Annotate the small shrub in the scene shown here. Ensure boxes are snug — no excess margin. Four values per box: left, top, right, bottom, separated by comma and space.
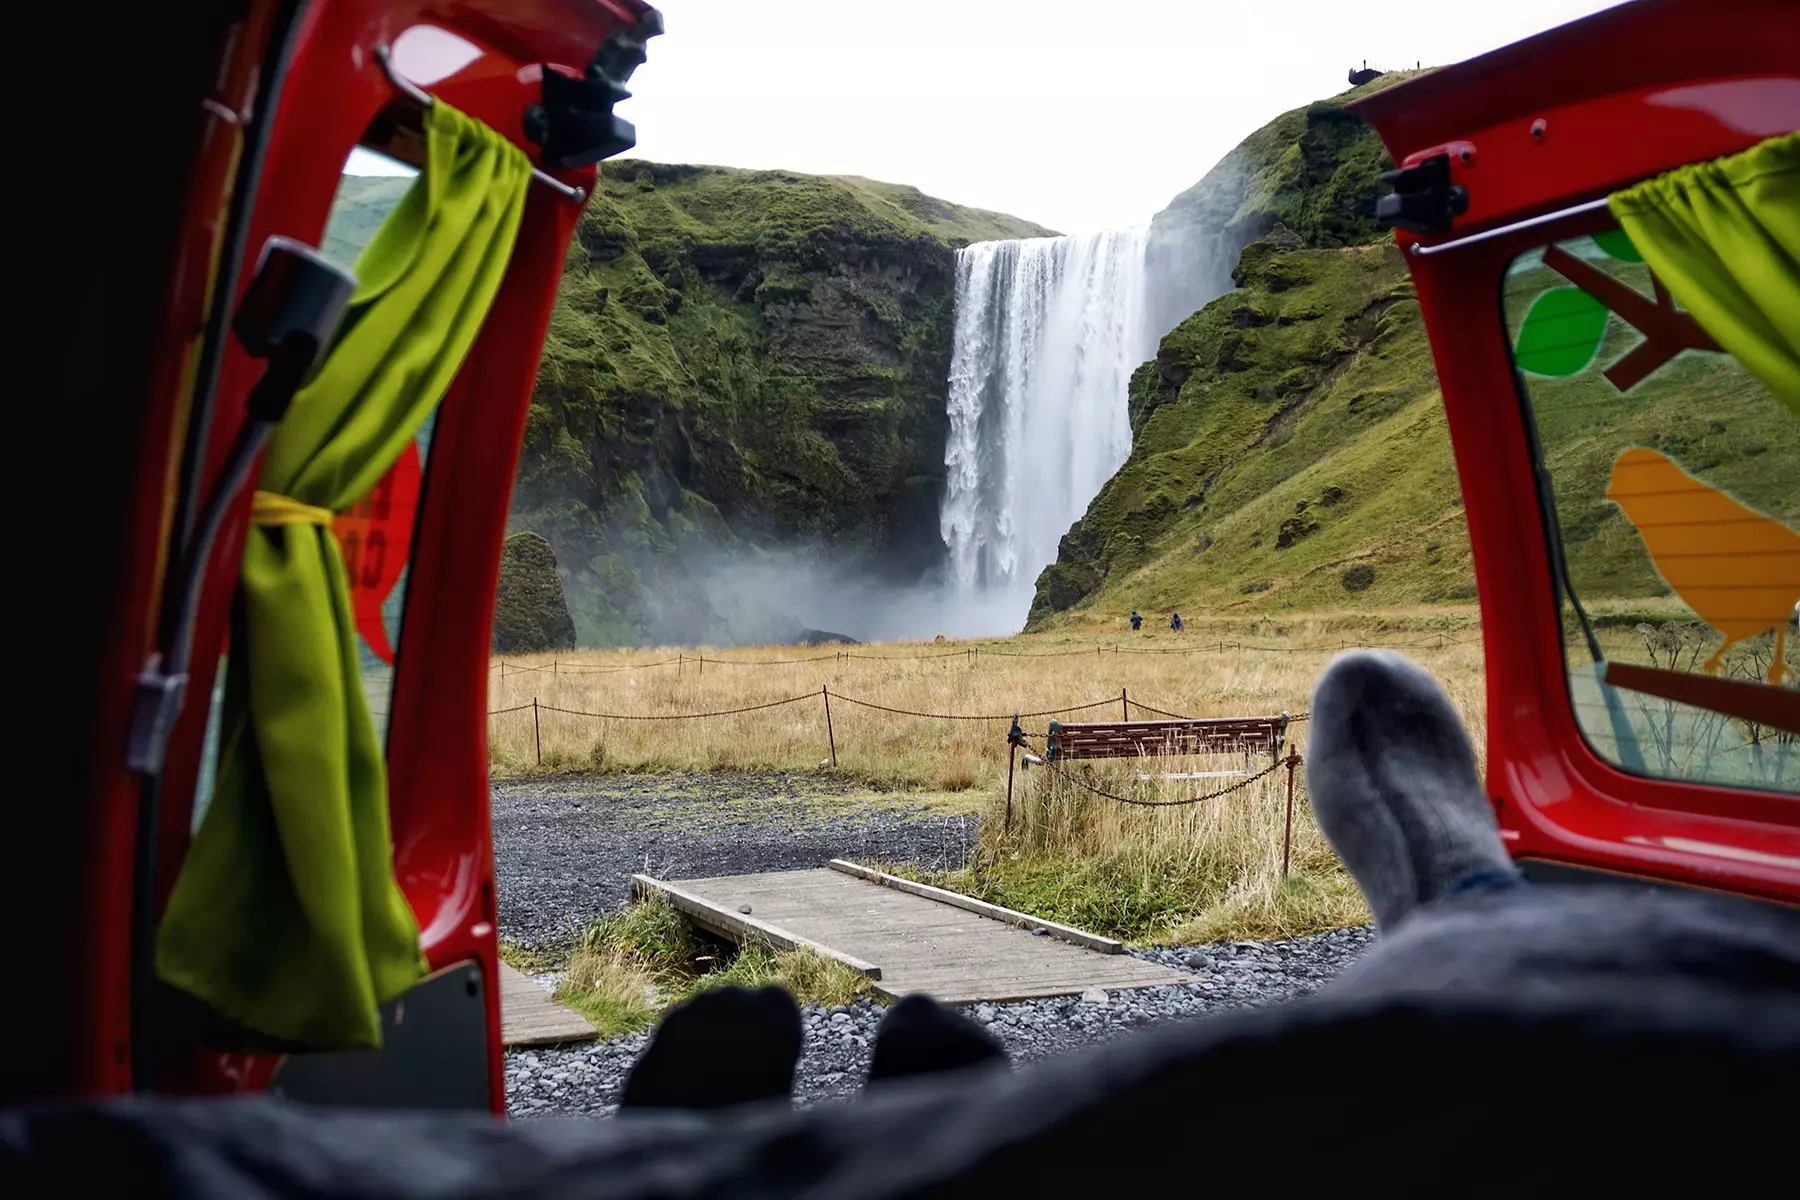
1342, 564, 1376, 592
938, 757, 979, 792
1276, 513, 1319, 548
556, 945, 660, 1038
583, 896, 706, 976
681, 945, 871, 1009
1240, 581, 1273, 594
498, 940, 557, 973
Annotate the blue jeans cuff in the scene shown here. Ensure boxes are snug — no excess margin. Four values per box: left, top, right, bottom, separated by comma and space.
1447, 866, 1525, 898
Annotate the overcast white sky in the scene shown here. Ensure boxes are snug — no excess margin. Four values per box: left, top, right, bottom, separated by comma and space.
353, 0, 1636, 233
604, 0, 1634, 233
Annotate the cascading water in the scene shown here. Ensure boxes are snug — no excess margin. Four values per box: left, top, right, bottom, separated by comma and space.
940, 229, 1152, 628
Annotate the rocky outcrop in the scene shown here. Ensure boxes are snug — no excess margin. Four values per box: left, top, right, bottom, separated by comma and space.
509, 162, 1054, 646
1142, 71, 1421, 345
492, 533, 578, 654
1028, 234, 1466, 624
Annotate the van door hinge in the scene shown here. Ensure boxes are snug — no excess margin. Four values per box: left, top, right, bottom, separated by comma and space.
1376, 154, 1468, 235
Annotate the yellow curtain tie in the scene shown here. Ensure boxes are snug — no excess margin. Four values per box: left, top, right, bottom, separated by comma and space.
251, 490, 336, 527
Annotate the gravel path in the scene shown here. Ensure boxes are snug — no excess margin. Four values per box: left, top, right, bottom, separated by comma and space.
493, 771, 978, 949
492, 769, 1374, 1118
506, 927, 1376, 1117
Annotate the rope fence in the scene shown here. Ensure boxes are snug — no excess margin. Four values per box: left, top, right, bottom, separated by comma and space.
1032, 755, 1285, 808
490, 678, 1317, 793
489, 630, 1483, 678
497, 678, 1326, 877
1011, 741, 1313, 879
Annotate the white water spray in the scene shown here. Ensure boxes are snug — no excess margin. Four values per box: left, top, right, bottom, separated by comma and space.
940, 230, 1152, 630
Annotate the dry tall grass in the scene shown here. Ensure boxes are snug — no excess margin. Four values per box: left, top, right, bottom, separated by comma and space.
487, 611, 1489, 791
492, 611, 1490, 945
931, 745, 1372, 944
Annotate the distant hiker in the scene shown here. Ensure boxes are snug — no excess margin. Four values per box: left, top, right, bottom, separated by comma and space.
935, 633, 946, 643
1130, 611, 1143, 631
1170, 613, 1185, 632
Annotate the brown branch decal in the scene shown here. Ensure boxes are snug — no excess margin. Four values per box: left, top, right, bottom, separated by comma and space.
1540, 245, 1720, 391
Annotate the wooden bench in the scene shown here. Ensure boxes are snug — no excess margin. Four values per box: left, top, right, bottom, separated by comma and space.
1044, 714, 1291, 767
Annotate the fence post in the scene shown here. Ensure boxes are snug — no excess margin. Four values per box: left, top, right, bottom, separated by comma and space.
1004, 741, 1018, 833
1281, 745, 1301, 879
822, 686, 837, 768
677, 653, 683, 679
533, 697, 542, 766
500, 661, 507, 680
552, 657, 559, 679
698, 652, 703, 677
1121, 687, 1129, 720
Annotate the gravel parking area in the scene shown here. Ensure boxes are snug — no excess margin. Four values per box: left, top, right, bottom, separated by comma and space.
492, 771, 978, 950
492, 770, 1373, 1117
504, 927, 1375, 1116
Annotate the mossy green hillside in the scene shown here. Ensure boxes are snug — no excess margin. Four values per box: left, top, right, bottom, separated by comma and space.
1143, 70, 1423, 339
1032, 233, 1798, 625
514, 161, 1054, 646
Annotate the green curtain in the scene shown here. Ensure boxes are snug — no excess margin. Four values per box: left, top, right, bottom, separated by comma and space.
1610, 129, 1800, 415
157, 102, 531, 1051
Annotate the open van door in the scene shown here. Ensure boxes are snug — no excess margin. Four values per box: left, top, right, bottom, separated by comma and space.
47, 0, 658, 1112
1350, 0, 1798, 903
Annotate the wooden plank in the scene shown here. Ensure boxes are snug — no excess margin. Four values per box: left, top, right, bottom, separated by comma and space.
1051, 715, 1286, 763
655, 867, 1188, 1006
632, 874, 882, 979
828, 859, 1123, 954
498, 962, 597, 1048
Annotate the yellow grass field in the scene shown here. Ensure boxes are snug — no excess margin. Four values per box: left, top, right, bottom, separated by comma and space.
486, 609, 1489, 790
487, 609, 1490, 945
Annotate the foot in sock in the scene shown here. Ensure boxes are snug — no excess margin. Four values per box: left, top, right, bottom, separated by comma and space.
618, 985, 802, 1111
865, 994, 1007, 1090
1305, 649, 1514, 932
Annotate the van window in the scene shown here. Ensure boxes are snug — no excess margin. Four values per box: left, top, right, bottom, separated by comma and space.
1503, 230, 1798, 795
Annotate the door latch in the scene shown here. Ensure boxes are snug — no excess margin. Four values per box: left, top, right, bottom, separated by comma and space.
1376, 154, 1468, 235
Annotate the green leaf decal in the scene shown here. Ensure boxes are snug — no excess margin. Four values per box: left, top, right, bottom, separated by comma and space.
1514, 286, 1610, 377
1592, 229, 1645, 263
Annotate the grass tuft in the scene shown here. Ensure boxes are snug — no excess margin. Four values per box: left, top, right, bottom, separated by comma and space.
552, 897, 876, 1033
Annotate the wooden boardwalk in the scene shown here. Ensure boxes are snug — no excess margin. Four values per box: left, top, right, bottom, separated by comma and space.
636, 862, 1186, 1005
498, 961, 598, 1047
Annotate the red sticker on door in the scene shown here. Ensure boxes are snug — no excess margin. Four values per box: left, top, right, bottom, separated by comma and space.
333, 441, 422, 665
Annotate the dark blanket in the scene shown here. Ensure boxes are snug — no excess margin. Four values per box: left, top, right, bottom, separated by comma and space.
7, 885, 1798, 1198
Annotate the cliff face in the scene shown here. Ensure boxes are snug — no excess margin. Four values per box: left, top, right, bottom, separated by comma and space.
1030, 71, 1795, 629
511, 162, 1053, 645
1030, 235, 1468, 624
1030, 73, 1456, 625
1142, 71, 1422, 345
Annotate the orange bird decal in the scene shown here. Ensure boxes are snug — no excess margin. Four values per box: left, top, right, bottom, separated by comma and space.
1604, 447, 1799, 685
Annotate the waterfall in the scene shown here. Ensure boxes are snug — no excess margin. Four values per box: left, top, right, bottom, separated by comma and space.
940, 229, 1152, 627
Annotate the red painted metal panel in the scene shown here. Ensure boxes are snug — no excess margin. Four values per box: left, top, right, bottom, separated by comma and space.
1351, 0, 1800, 902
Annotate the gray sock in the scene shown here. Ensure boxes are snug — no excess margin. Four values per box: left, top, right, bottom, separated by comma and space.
1306, 649, 1513, 932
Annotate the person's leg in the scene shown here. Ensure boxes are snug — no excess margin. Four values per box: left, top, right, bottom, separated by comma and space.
618, 985, 803, 1112
865, 995, 1007, 1091
1301, 647, 1800, 1002
1303, 649, 1517, 932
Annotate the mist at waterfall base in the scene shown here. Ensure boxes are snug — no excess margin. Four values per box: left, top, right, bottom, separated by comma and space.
939, 229, 1157, 634
556, 215, 1241, 649
577, 542, 1036, 648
